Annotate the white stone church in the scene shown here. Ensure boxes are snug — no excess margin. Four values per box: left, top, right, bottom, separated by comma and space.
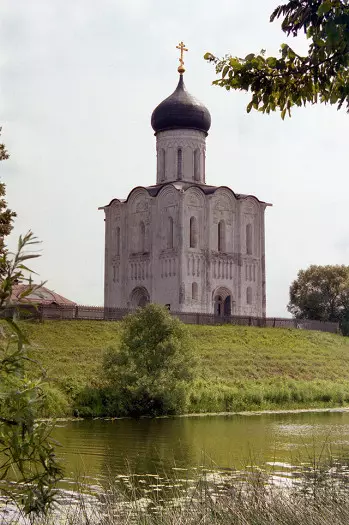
100, 47, 270, 317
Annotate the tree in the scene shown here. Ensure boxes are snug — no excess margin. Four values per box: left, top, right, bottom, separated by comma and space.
0, 232, 63, 516
103, 304, 196, 416
205, 0, 349, 118
288, 265, 349, 332
0, 128, 16, 254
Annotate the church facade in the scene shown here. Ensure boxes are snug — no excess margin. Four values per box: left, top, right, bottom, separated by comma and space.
101, 48, 270, 317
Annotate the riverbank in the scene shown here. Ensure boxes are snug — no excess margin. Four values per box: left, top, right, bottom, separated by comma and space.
18, 320, 349, 417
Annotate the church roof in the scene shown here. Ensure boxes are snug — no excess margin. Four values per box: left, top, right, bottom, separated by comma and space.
11, 285, 76, 306
101, 182, 272, 208
151, 75, 211, 135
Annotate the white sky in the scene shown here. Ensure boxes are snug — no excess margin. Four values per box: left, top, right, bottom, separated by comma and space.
1, 0, 347, 316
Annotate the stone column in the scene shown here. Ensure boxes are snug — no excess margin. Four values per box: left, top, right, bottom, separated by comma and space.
261, 206, 267, 317
103, 209, 109, 308
206, 196, 212, 313
178, 191, 185, 311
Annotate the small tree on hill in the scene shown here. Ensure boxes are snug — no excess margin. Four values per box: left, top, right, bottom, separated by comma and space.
103, 304, 196, 416
288, 264, 349, 333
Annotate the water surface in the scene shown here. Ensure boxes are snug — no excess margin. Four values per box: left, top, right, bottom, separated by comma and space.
52, 410, 349, 485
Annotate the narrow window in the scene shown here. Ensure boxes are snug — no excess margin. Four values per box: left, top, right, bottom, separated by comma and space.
140, 221, 145, 252
116, 226, 120, 256
177, 148, 183, 179
215, 295, 223, 316
246, 286, 252, 305
159, 149, 166, 181
194, 149, 200, 181
192, 282, 198, 301
168, 217, 174, 249
246, 223, 252, 255
218, 220, 226, 252
190, 216, 198, 248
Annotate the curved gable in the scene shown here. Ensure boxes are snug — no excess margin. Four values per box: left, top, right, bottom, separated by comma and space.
156, 184, 179, 208
183, 185, 206, 207
126, 187, 151, 213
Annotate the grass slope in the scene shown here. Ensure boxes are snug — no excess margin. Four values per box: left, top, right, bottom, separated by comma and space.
19, 320, 349, 416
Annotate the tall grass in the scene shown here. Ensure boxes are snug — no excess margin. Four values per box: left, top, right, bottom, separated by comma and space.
4, 456, 349, 525
188, 378, 349, 413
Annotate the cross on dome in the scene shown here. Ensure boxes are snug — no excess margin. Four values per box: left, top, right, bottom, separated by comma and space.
176, 41, 188, 73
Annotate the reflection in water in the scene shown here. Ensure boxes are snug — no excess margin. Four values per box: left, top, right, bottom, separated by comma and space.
52, 411, 349, 486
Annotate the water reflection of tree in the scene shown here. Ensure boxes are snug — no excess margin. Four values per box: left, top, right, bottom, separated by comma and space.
99, 418, 195, 482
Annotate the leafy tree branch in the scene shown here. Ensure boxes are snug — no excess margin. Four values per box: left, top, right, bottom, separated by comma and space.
0, 232, 63, 517
205, 0, 349, 117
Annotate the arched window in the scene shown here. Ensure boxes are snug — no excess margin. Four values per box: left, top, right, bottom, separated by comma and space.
246, 223, 252, 255
116, 226, 120, 256
218, 220, 226, 252
168, 216, 174, 249
159, 149, 166, 181
194, 149, 200, 181
246, 286, 252, 305
140, 221, 145, 252
177, 148, 183, 179
192, 282, 198, 301
190, 216, 198, 248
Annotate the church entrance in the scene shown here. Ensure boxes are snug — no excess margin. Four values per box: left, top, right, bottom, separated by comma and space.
213, 287, 232, 317
130, 287, 150, 308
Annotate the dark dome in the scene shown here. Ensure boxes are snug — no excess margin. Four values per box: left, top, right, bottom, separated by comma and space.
151, 75, 211, 134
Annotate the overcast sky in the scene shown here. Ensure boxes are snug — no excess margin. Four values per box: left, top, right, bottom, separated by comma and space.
1, 0, 347, 316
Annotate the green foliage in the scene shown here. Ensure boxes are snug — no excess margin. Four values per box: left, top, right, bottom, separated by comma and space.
14, 320, 349, 416
205, 0, 349, 117
40, 383, 70, 418
288, 265, 349, 333
189, 378, 349, 413
0, 128, 16, 257
103, 304, 196, 416
0, 232, 63, 516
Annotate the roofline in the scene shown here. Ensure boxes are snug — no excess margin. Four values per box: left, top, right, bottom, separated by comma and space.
153, 127, 209, 137
99, 182, 272, 208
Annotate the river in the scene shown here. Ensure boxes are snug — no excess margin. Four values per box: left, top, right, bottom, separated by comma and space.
52, 409, 349, 490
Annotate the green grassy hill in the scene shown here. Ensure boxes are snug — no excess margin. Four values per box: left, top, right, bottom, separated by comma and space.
19, 320, 349, 416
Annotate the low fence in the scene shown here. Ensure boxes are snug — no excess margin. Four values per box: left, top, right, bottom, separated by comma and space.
0, 304, 340, 334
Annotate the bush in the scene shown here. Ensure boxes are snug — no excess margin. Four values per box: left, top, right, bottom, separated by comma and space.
39, 384, 70, 417
102, 304, 196, 417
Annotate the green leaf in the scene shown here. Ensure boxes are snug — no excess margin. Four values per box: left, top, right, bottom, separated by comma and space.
317, 2, 332, 16
222, 65, 230, 78
204, 52, 215, 61
267, 57, 277, 67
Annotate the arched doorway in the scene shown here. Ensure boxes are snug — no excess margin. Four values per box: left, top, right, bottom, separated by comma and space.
213, 287, 233, 317
130, 286, 150, 308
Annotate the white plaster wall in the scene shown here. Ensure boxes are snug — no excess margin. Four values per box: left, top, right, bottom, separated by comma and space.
156, 129, 207, 184
151, 186, 181, 310
103, 186, 267, 317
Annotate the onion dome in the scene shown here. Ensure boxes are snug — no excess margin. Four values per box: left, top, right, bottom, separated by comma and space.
151, 75, 211, 135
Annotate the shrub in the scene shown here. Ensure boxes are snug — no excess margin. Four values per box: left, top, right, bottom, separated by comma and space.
39, 384, 70, 417
102, 304, 196, 417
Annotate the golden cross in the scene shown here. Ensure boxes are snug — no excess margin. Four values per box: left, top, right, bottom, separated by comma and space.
176, 41, 188, 73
